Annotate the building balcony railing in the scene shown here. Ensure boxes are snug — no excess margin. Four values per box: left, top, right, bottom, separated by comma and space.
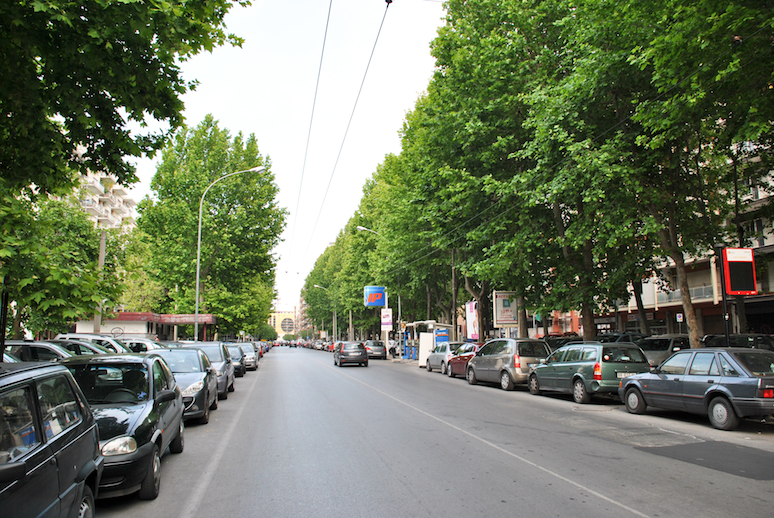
655, 285, 715, 305
80, 197, 105, 217
83, 176, 105, 195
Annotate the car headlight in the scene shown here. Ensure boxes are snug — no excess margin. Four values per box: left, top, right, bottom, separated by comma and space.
101, 436, 137, 456
182, 380, 204, 396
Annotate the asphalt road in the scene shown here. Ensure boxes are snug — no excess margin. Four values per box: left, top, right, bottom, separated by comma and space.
97, 346, 774, 518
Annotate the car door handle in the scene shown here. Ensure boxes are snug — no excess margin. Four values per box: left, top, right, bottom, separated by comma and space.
707, 380, 714, 384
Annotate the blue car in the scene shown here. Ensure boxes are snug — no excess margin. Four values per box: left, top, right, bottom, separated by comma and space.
619, 348, 774, 430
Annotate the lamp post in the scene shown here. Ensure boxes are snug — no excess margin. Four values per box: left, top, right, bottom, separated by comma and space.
313, 284, 337, 341
194, 166, 266, 341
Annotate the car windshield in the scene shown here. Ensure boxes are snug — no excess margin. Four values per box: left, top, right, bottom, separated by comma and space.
69, 364, 150, 403
640, 339, 671, 351
155, 350, 202, 373
227, 347, 243, 359
602, 346, 647, 363
193, 345, 224, 362
731, 351, 774, 376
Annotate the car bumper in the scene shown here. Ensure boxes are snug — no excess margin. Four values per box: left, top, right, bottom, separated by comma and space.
339, 355, 368, 364
182, 392, 208, 420
97, 441, 155, 499
731, 397, 774, 418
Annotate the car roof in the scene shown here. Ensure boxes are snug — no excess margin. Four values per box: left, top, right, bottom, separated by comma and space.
0, 361, 70, 382
59, 353, 154, 366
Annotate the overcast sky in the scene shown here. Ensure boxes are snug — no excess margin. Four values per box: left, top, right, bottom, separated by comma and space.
128, 0, 446, 312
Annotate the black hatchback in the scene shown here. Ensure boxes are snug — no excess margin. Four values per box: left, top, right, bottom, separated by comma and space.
334, 342, 369, 367
0, 361, 103, 517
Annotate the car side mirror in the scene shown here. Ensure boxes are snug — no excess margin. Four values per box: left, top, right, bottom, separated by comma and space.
155, 389, 176, 405
540, 358, 547, 365
649, 366, 659, 373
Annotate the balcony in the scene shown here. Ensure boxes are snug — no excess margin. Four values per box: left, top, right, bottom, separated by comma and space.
83, 176, 105, 195
81, 197, 105, 217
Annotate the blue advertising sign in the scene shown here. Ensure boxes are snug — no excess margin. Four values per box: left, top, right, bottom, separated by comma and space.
364, 286, 386, 307
434, 328, 449, 343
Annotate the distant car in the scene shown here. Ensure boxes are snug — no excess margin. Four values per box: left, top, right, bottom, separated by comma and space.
638, 334, 690, 366
54, 333, 131, 354
154, 348, 218, 424
702, 334, 774, 351
225, 345, 246, 377
6, 341, 75, 362
182, 342, 235, 400
447, 342, 482, 378
236, 343, 258, 371
528, 342, 650, 403
333, 342, 368, 367
0, 361, 103, 517
426, 341, 466, 375
620, 348, 774, 430
594, 332, 648, 344
364, 340, 387, 360
49, 339, 113, 356
467, 338, 552, 390
63, 353, 184, 500
124, 337, 168, 353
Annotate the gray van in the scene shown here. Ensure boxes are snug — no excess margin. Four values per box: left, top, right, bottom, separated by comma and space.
466, 338, 551, 390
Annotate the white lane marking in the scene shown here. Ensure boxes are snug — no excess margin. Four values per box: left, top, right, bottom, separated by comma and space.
336, 362, 651, 518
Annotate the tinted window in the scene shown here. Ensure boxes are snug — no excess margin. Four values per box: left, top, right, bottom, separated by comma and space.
343, 343, 363, 351
602, 346, 647, 363
0, 386, 39, 463
640, 339, 671, 351
478, 343, 496, 356
756, 336, 774, 351
719, 355, 740, 377
153, 361, 171, 393
660, 352, 691, 374
491, 341, 509, 355
37, 374, 81, 438
563, 347, 582, 362
518, 342, 549, 357
546, 349, 566, 363
689, 352, 718, 376
731, 351, 774, 376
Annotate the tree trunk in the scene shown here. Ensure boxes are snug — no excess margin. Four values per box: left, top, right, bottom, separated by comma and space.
518, 294, 528, 338
674, 255, 702, 348
632, 280, 651, 335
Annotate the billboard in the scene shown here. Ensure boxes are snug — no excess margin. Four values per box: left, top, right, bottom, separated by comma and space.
493, 291, 518, 327
381, 308, 393, 331
364, 286, 386, 307
466, 301, 479, 340
723, 248, 757, 296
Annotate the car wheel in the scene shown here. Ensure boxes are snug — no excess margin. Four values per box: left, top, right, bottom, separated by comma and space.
170, 421, 184, 453
138, 444, 161, 500
219, 388, 228, 400
77, 485, 95, 518
426, 359, 433, 372
528, 373, 540, 395
708, 396, 739, 430
199, 399, 210, 424
440, 362, 447, 375
228, 379, 235, 392
364, 361, 368, 367
625, 387, 646, 414
572, 379, 590, 404
500, 371, 515, 391
466, 367, 477, 385
447, 364, 455, 378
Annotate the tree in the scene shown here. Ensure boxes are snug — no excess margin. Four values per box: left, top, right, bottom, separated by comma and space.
1, 0, 250, 195
138, 115, 286, 337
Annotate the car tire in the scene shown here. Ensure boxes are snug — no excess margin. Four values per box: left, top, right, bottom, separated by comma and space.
466, 367, 477, 385
219, 389, 228, 400
528, 373, 540, 395
500, 371, 515, 391
170, 421, 184, 453
78, 485, 95, 518
573, 379, 590, 404
708, 396, 739, 430
138, 444, 161, 500
228, 379, 235, 392
426, 360, 433, 372
440, 362, 447, 375
447, 364, 455, 378
624, 387, 646, 414
199, 400, 210, 424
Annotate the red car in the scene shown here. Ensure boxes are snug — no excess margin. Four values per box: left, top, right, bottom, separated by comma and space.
447, 342, 483, 378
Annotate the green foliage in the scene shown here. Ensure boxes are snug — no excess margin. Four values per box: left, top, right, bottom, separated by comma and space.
0, 0, 249, 194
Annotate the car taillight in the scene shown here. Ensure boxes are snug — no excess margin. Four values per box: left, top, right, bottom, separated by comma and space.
593, 362, 602, 380
513, 354, 521, 369
759, 386, 774, 398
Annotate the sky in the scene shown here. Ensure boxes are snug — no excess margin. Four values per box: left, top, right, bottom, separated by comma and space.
127, 0, 447, 312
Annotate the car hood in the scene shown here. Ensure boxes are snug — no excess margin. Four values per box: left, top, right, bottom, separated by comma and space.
92, 403, 149, 442
173, 372, 206, 391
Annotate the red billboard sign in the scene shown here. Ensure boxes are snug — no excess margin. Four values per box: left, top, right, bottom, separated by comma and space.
723, 248, 757, 296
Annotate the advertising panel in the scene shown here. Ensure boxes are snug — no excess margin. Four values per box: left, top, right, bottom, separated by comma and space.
435, 328, 449, 343
723, 248, 758, 296
466, 301, 479, 340
493, 291, 518, 327
364, 286, 386, 307
381, 308, 393, 331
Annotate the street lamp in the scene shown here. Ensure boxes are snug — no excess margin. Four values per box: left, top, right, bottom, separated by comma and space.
313, 284, 337, 341
194, 166, 266, 341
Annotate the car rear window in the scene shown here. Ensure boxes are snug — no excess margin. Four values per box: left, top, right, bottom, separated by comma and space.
602, 346, 647, 363
518, 342, 548, 357
731, 351, 774, 376
640, 339, 671, 351
343, 343, 363, 351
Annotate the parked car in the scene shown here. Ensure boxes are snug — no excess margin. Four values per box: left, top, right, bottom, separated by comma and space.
528, 342, 650, 403
702, 333, 774, 351
63, 353, 184, 500
620, 348, 774, 430
153, 348, 218, 424
364, 340, 387, 360
182, 342, 235, 400
225, 345, 246, 377
236, 343, 258, 371
124, 337, 167, 353
49, 338, 113, 356
6, 341, 75, 362
54, 333, 131, 354
0, 361, 103, 517
638, 334, 690, 366
447, 342, 482, 378
333, 342, 368, 367
467, 338, 552, 390
594, 332, 648, 344
426, 341, 466, 375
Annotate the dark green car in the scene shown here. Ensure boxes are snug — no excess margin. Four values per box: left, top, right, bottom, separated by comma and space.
528, 341, 650, 403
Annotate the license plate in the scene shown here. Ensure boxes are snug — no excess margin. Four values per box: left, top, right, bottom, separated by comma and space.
617, 372, 634, 378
